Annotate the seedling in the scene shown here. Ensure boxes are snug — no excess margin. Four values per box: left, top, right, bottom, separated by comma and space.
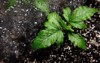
23, 0, 31, 6
6, 0, 16, 9
34, 0, 50, 15
32, 6, 98, 50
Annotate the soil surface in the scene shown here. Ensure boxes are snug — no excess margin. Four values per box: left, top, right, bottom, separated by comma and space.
0, 0, 100, 63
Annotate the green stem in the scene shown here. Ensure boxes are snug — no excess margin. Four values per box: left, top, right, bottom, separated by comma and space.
59, 19, 74, 32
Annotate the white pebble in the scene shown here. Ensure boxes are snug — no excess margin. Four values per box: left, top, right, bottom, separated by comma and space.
26, 9, 29, 12
25, 13, 27, 16
96, 34, 100, 38
21, 9, 25, 12
0, 27, 3, 29
14, 10, 18, 13
1, 20, 3, 22
3, 28, 7, 30
34, 22, 38, 25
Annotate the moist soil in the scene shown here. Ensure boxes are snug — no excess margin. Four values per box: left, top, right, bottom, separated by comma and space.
0, 0, 100, 63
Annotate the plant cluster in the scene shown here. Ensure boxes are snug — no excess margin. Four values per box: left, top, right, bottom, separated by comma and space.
32, 6, 98, 50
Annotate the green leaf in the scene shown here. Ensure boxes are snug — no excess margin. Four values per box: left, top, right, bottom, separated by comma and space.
34, 0, 50, 15
68, 33, 86, 49
32, 29, 64, 50
45, 12, 62, 29
56, 30, 64, 45
23, 0, 31, 5
63, 7, 71, 22
70, 21, 87, 29
65, 25, 74, 31
71, 6, 98, 22
7, 0, 16, 9
45, 12, 74, 31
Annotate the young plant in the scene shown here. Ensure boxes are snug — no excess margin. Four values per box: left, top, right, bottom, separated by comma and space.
34, 0, 50, 15
32, 6, 98, 50
6, 0, 16, 9
23, 0, 31, 6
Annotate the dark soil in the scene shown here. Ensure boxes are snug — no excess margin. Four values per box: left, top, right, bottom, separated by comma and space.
0, 0, 100, 63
